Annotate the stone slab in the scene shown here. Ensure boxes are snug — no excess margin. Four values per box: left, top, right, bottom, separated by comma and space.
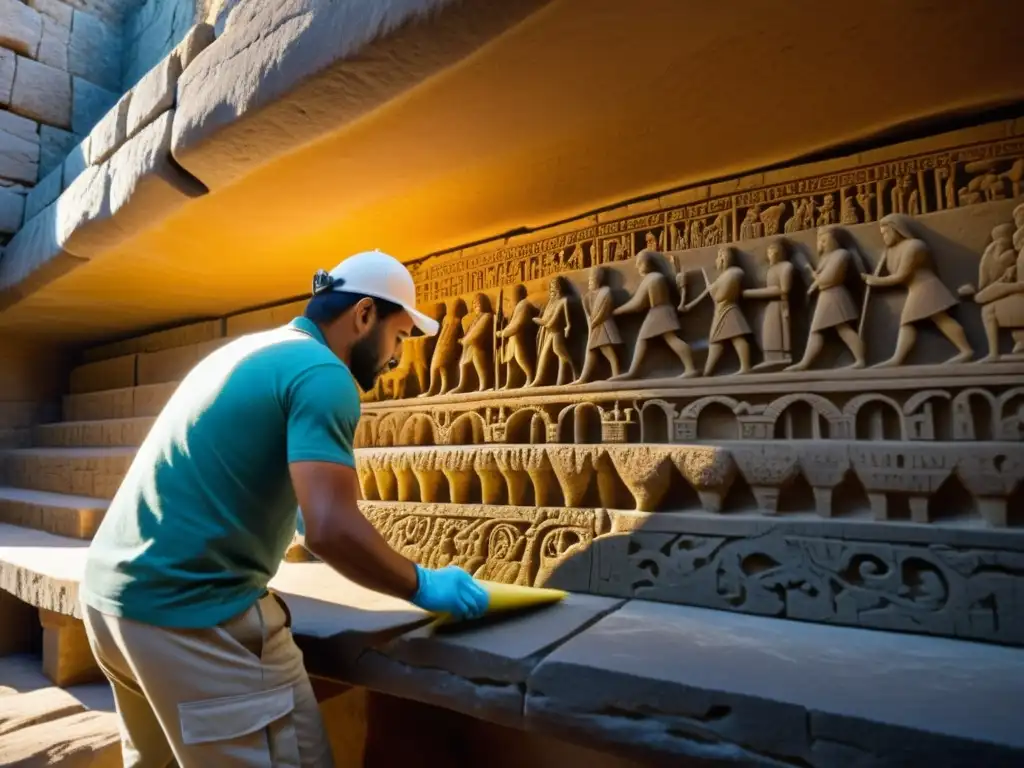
88, 89, 131, 164
0, 709, 120, 766
28, 0, 74, 29
24, 164, 61, 221
0, 185, 23, 233
0, 47, 13, 106
0, 653, 114, 713
37, 13, 71, 71
0, 0, 43, 57
175, 23, 215, 72
61, 109, 207, 260
0, 523, 87, 617
69, 354, 136, 394
225, 299, 307, 337
39, 123, 79, 178
347, 594, 623, 729
82, 318, 223, 362
62, 135, 88, 187
62, 382, 177, 421
126, 52, 181, 140
71, 75, 118, 135
0, 486, 108, 538
136, 343, 201, 385
171, 0, 549, 189
0, 446, 135, 497
68, 8, 121, 92
0, 685, 86, 735
0, 108, 40, 184
34, 416, 155, 448
0, 203, 86, 310
526, 601, 1024, 766
10, 55, 72, 128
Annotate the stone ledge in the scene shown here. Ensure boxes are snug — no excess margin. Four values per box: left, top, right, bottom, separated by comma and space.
524, 601, 1024, 767
171, 0, 551, 189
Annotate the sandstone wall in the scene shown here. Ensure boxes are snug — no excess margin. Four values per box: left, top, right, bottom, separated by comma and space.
0, 0, 199, 247
0, 334, 66, 447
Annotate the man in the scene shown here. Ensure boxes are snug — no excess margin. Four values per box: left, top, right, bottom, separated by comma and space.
80, 251, 489, 767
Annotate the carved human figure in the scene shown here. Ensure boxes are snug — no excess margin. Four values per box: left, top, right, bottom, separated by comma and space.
786, 226, 866, 371
740, 205, 763, 240
683, 246, 753, 375
420, 300, 464, 397
816, 195, 836, 226
530, 277, 576, 387
743, 240, 795, 370
611, 250, 698, 379
959, 208, 1024, 361
451, 293, 494, 393
575, 266, 623, 383
863, 213, 973, 367
760, 203, 786, 236
496, 285, 536, 389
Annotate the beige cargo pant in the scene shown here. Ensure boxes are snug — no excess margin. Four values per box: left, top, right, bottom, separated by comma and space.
82, 592, 334, 767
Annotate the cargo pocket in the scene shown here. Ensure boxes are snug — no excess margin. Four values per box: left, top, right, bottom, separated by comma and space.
178, 684, 301, 767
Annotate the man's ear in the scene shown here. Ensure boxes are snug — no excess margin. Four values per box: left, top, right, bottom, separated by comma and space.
353, 297, 376, 334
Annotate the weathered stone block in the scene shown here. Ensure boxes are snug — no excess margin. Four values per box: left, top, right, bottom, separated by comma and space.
226, 299, 306, 336
136, 344, 200, 385
62, 109, 206, 259
69, 355, 136, 394
71, 75, 117, 135
0, 110, 39, 184
0, 48, 14, 106
171, 0, 546, 189
0, 186, 24, 233
0, 710, 120, 767
63, 387, 133, 421
29, 0, 74, 29
82, 318, 223, 361
38, 123, 79, 178
10, 56, 72, 129
0, 487, 107, 538
0, 447, 135, 497
68, 8, 121, 92
40, 609, 103, 687
176, 23, 215, 72
88, 89, 131, 164
34, 416, 154, 448
0, 0, 43, 57
37, 14, 71, 71
23, 165, 61, 222
126, 53, 181, 140
61, 135, 88, 187
132, 382, 177, 417
0, 204, 85, 308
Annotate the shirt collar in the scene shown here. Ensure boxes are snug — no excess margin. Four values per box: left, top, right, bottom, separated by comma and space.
288, 316, 328, 347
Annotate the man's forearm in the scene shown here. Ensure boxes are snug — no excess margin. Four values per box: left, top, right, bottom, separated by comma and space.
305, 510, 419, 600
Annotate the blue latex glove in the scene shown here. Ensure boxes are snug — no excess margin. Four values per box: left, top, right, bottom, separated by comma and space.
411, 564, 489, 621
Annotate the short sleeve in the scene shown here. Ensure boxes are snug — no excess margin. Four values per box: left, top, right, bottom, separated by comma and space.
286, 363, 361, 467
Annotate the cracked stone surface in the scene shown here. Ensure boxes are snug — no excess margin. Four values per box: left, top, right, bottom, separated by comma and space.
525, 600, 1024, 767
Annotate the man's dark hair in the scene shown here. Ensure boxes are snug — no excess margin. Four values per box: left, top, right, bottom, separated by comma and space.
304, 290, 404, 325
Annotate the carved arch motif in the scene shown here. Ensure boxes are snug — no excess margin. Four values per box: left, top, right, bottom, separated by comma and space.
767, 393, 845, 440
449, 411, 487, 446
638, 399, 676, 444
843, 394, 905, 441
558, 402, 602, 443
355, 418, 377, 449
507, 407, 555, 445
951, 388, 999, 441
996, 387, 1024, 441
397, 413, 436, 446
902, 389, 951, 441
375, 412, 407, 447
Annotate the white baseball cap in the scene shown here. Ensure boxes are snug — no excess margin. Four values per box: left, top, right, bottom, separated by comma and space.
315, 250, 438, 336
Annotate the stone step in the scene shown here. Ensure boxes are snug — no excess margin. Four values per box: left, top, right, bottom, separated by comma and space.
0, 448, 135, 499
34, 417, 156, 448
63, 382, 178, 422
0, 487, 109, 539
0, 654, 118, 766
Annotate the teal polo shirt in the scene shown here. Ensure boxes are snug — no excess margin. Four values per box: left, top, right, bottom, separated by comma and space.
81, 317, 361, 629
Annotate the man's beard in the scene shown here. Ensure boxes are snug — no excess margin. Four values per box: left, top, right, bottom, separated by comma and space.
350, 325, 390, 392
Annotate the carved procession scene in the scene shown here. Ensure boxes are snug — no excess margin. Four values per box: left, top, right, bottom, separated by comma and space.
355, 126, 1024, 645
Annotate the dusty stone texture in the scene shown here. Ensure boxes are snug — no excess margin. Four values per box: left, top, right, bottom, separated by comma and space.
526, 601, 1024, 767
0, 486, 108, 538
0, 105, 40, 185
29, 0, 75, 29
136, 342, 202, 385
24, 165, 61, 221
69, 354, 136, 394
0, 0, 43, 57
226, 299, 306, 336
37, 13, 72, 71
88, 89, 131, 164
171, 0, 551, 188
0, 446, 135, 497
0, 48, 14, 106
38, 123, 81, 178
0, 686, 88, 735
68, 8, 122, 92
126, 52, 182, 139
0, 524, 86, 616
82, 318, 222, 361
0, 710, 120, 766
34, 416, 154, 448
59, 109, 206, 259
10, 55, 72, 128
62, 381, 176, 421
62, 135, 89, 186
122, 0, 196, 90
71, 75, 118, 135
345, 594, 623, 729
0, 186, 24, 233
0, 203, 86, 309
175, 22, 215, 71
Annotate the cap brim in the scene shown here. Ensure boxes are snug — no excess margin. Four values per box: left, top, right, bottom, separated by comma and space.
404, 305, 439, 337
